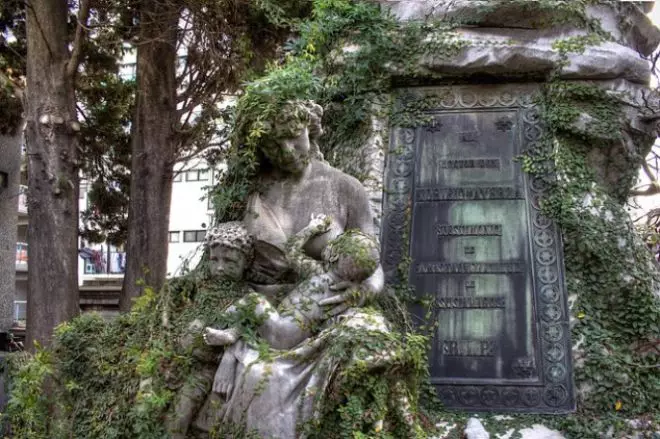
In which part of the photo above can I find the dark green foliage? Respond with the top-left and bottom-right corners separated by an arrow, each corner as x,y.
78,71 -> 134,246
211,0 -> 466,222
75,9 -> 135,246
512,6 -> 660,434
6,0 -> 659,437
0,82 -> 22,135
75,0 -> 315,246
532,82 -> 660,413
304,325 -> 429,439
0,0 -> 25,135
517,80 -> 660,437
4,274 -> 431,438
4,273 -> 247,439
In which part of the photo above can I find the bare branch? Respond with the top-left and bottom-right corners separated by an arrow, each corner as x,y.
642,161 -> 656,182
76,103 -> 89,122
67,0 -> 92,79
630,187 -> 660,197
175,146 -> 213,164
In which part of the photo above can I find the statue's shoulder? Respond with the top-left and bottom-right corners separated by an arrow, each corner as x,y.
310,160 -> 365,195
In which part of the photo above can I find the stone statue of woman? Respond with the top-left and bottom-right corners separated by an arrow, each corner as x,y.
194,100 -> 397,438
243,100 -> 384,308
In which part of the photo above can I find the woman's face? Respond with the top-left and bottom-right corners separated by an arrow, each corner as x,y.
265,126 -> 311,175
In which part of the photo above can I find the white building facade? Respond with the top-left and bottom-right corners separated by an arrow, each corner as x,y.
77,160 -> 217,286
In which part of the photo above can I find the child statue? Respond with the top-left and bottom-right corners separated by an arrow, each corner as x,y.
167,221 -> 255,438
203,214 -> 380,397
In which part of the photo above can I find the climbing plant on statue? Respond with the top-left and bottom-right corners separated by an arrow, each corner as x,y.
5,0 -> 660,438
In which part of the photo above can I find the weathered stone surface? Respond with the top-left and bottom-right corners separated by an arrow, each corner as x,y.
495,424 -> 567,439
418,28 -> 651,84
607,2 -> 660,56
362,112 -> 388,236
377,0 -> 660,56
516,425 -> 566,439
464,418 -> 489,439
177,100 -> 401,439
547,79 -> 658,194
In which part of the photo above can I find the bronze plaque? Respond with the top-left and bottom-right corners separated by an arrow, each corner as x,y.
381,85 -> 574,412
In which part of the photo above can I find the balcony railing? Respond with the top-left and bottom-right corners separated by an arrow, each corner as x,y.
16,242 -> 27,271
17,185 -> 27,214
80,249 -> 126,275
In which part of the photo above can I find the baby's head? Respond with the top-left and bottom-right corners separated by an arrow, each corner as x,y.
206,222 -> 254,281
323,230 -> 380,283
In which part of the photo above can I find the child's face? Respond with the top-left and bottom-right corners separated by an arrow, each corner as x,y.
209,244 -> 247,281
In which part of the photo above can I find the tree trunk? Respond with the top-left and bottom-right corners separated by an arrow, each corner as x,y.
0,130 -> 23,336
120,0 -> 180,311
25,0 -> 80,350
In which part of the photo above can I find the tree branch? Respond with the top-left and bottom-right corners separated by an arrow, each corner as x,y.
76,103 -> 89,122
67,0 -> 92,79
642,161 -> 656,182
175,146 -> 213,164
630,186 -> 660,197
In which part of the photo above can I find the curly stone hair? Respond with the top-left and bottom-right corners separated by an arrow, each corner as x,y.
206,221 -> 254,262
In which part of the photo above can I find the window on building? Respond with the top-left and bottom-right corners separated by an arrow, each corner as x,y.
183,230 -> 206,242
169,231 -> 180,243
173,173 -> 182,182
120,63 -> 136,80
14,301 -> 27,322
186,169 -> 209,182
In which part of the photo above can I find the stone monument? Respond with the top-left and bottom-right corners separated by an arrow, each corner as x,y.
382,85 -> 574,411
170,0 -> 660,433
168,100 -> 417,438
367,0 -> 660,416
6,2 -> 660,438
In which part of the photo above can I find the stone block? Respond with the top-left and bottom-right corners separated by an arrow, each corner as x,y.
417,28 -> 651,84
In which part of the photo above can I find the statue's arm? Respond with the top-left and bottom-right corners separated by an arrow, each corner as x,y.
345,179 -> 377,237
321,177 -> 385,315
285,215 -> 328,279
340,178 -> 385,297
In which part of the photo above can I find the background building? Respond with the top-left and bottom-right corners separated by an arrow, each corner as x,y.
14,183 -> 27,325
76,159 -> 218,314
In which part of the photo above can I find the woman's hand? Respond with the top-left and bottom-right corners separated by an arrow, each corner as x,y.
318,281 -> 360,317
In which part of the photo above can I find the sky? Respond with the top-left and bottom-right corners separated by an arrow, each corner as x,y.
649,2 -> 660,26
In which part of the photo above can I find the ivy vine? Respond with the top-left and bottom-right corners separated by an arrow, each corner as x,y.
5,1 -> 660,438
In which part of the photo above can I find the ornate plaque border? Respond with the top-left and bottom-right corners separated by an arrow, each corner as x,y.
381,85 -> 575,413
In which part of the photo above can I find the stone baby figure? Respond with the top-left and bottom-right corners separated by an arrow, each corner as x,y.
203,214 -> 380,395
205,221 -> 255,281
166,221 -> 254,439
